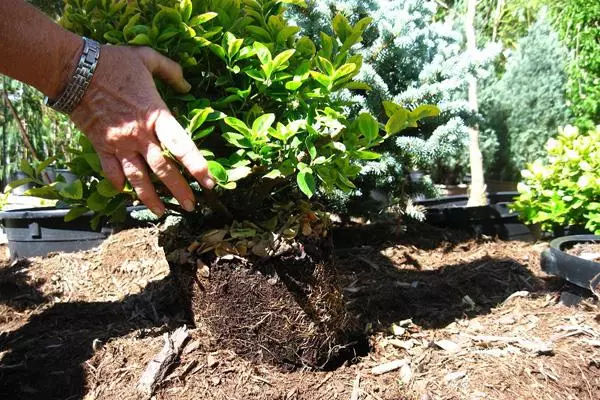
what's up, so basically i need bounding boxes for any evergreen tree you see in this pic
[289,0,499,215]
[480,15,570,180]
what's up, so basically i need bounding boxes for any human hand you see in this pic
[69,45,214,217]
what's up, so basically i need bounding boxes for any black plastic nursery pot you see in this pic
[0,207,112,259]
[541,235,600,292]
[416,192,534,241]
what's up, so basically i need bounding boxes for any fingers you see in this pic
[143,141,196,212]
[99,153,125,191]
[119,153,165,217]
[138,47,191,93]
[154,110,215,190]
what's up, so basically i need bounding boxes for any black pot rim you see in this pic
[0,207,85,220]
[549,234,600,252]
[542,234,600,291]
[0,205,147,221]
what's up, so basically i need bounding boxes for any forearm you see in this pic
[0,0,82,98]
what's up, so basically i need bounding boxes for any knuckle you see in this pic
[150,158,175,180]
[121,160,144,182]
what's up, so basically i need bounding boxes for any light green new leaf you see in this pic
[189,12,218,26]
[188,107,214,133]
[252,114,275,136]
[410,104,440,120]
[128,33,152,45]
[382,101,402,118]
[317,56,334,75]
[341,81,372,91]
[179,0,192,22]
[332,13,353,42]
[354,150,381,160]
[385,108,410,135]
[334,63,356,80]
[23,186,60,200]
[272,49,295,71]
[225,117,254,138]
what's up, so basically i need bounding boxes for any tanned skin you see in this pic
[0,0,215,216]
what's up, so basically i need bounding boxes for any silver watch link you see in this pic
[44,37,100,115]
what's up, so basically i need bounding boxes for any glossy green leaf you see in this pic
[97,178,120,197]
[410,104,440,120]
[385,108,410,135]
[189,12,218,26]
[332,13,353,42]
[382,101,403,118]
[334,63,356,80]
[64,206,90,222]
[252,114,275,136]
[128,33,152,45]
[188,107,214,133]
[87,191,109,212]
[225,117,254,138]
[272,49,295,71]
[208,160,228,183]
[58,180,84,200]
[179,0,192,22]
[222,132,252,148]
[297,169,315,198]
[317,56,334,75]
[358,112,379,142]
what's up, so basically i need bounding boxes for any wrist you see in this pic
[47,33,84,100]
[46,37,101,114]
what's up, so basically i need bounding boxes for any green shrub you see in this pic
[17,0,438,228]
[480,16,570,180]
[553,0,600,129]
[512,125,600,234]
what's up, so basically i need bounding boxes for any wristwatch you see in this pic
[44,37,100,115]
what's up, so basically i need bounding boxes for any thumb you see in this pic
[137,47,191,93]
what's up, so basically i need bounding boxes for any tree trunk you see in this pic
[465,0,488,207]
[1,88,39,161]
[491,0,505,43]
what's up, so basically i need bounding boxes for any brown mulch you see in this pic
[1,223,599,400]
[566,242,600,263]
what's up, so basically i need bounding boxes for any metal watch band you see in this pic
[45,37,100,115]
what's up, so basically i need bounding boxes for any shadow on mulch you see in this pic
[0,222,562,400]
[0,267,186,400]
[0,259,49,311]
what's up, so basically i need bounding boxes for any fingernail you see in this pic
[184,80,192,92]
[151,206,165,217]
[202,177,215,190]
[183,199,195,212]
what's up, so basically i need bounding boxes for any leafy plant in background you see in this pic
[552,0,599,129]
[512,125,600,235]
[0,76,80,190]
[289,0,499,212]
[19,0,439,231]
[480,15,570,181]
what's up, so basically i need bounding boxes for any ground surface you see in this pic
[0,223,599,400]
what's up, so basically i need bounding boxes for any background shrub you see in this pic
[480,15,570,180]
[512,125,600,234]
